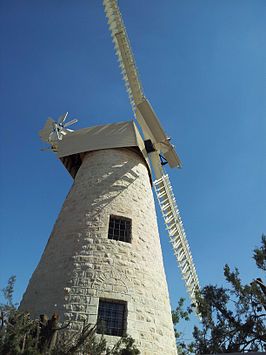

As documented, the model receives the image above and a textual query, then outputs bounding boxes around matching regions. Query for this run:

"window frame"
[108,215,132,244]
[96,298,127,337]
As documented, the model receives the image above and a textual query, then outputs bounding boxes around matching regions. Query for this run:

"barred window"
[97,299,126,336]
[108,215,132,243]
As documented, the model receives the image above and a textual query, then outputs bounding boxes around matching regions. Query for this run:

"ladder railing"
[154,174,200,305]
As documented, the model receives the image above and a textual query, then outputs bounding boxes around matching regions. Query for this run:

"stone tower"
[20,121,177,355]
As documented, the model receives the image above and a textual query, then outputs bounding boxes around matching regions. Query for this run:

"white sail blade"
[39,118,55,142]
[137,99,181,168]
[64,119,78,128]
[103,0,144,114]
[154,174,200,305]
[58,112,68,124]
[103,0,181,164]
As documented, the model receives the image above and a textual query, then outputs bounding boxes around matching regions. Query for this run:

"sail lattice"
[103,0,144,114]
[154,174,200,305]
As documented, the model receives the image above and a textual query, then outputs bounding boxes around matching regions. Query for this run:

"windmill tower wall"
[20,148,177,355]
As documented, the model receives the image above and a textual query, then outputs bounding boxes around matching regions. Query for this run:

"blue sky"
[0,0,265,335]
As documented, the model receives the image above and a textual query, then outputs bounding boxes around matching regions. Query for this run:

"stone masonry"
[20,148,177,354]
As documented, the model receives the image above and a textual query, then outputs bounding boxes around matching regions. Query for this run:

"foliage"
[172,298,194,355]
[0,276,139,355]
[107,336,140,355]
[253,234,266,271]
[1,275,16,309]
[172,235,266,354]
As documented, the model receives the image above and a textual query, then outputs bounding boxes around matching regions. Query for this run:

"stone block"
[20,148,177,355]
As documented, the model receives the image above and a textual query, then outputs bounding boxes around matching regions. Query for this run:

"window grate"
[97,299,126,336]
[108,215,132,243]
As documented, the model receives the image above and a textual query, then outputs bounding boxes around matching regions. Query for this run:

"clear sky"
[0,0,265,336]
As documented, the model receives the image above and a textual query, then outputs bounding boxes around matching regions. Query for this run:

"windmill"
[103,0,200,304]
[20,1,199,353]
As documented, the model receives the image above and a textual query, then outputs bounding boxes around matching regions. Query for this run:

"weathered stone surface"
[20,148,177,354]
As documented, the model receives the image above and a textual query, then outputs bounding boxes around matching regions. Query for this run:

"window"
[108,215,132,243]
[97,299,127,336]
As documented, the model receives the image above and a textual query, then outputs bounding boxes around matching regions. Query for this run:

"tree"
[172,235,266,354]
[253,234,266,271]
[0,277,140,355]
[172,298,194,355]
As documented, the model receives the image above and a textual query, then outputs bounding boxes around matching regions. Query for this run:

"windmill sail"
[154,175,199,304]
[103,0,143,112]
[103,0,200,307]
